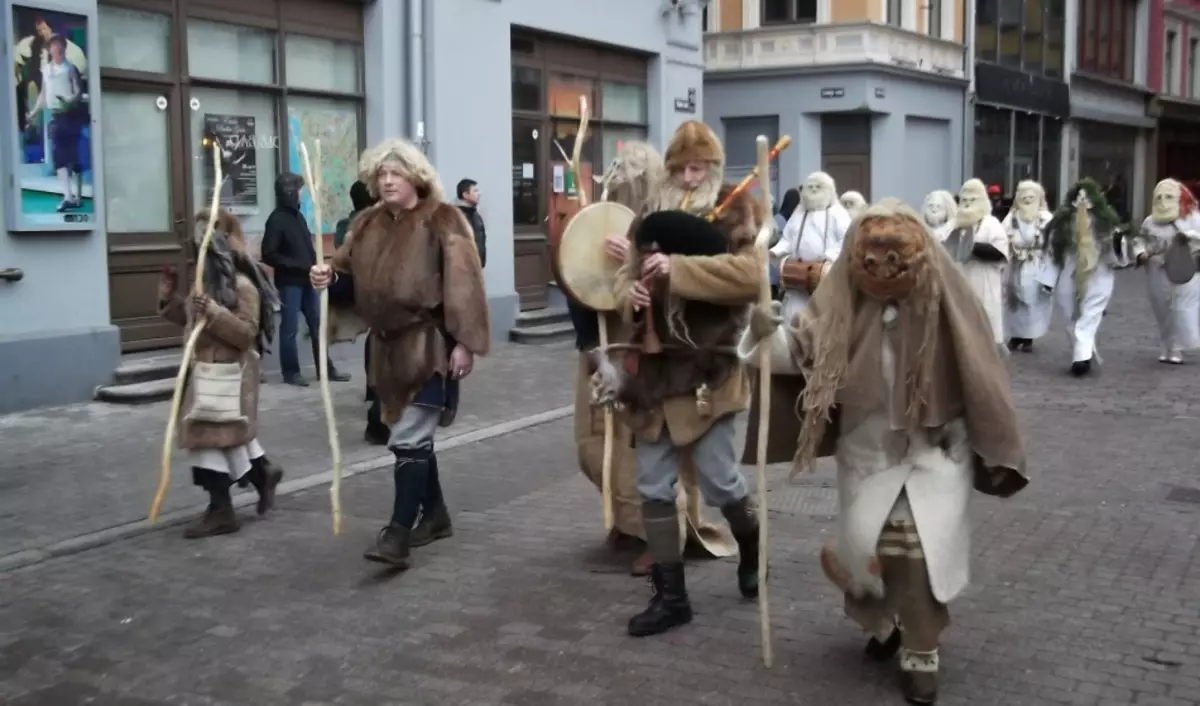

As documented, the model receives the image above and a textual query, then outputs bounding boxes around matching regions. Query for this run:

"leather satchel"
[779,259,824,293]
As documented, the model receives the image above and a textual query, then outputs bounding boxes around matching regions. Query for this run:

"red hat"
[987,184,1001,195]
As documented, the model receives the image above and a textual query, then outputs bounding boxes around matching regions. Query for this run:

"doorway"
[820,113,872,199]
[512,116,549,309]
[101,79,190,351]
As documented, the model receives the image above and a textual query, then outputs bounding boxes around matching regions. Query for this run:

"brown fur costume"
[329,138,490,425]
[613,120,765,445]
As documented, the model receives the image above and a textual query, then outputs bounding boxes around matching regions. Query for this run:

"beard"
[955,199,987,227]
[1015,201,1039,222]
[648,169,723,213]
[923,211,947,227]
[801,189,832,211]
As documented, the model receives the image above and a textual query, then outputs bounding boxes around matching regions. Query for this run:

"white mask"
[956,181,989,226]
[800,173,834,211]
[1014,182,1042,221]
[923,197,947,226]
[1152,180,1182,223]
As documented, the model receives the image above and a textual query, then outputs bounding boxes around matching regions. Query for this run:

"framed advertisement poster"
[4,1,97,231]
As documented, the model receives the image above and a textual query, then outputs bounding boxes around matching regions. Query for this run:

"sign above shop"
[674,88,696,113]
[820,87,845,98]
[975,62,1070,118]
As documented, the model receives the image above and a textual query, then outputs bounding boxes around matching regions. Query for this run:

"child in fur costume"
[310,138,490,569]
[605,119,765,638]
[739,199,1028,705]
[566,140,735,575]
[157,209,285,539]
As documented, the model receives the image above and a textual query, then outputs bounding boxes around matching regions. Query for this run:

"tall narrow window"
[927,0,942,37]
[888,0,903,27]
[1167,30,1178,95]
[1190,38,1198,97]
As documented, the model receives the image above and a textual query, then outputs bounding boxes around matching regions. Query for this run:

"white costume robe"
[1047,235,1118,365]
[772,204,851,321]
[737,308,974,605]
[951,215,1009,345]
[1131,214,1200,352]
[1001,211,1055,340]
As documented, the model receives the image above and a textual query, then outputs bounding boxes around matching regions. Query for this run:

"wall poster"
[202,113,259,215]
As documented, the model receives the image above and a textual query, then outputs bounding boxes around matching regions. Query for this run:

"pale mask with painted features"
[1152,180,1182,223]
[1014,183,1042,222]
[800,174,834,211]
[923,195,948,227]
[956,183,988,226]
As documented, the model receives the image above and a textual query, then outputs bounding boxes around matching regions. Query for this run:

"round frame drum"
[555,201,635,312]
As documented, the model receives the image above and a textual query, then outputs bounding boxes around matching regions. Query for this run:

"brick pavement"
[0,340,576,561]
[4,271,1200,704]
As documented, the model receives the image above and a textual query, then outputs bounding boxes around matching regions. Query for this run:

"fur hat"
[664,120,725,173]
[358,138,444,202]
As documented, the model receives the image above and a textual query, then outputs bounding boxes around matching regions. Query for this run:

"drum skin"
[555,201,636,312]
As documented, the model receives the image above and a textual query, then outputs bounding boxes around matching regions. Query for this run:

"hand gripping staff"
[569,96,614,532]
[299,140,344,535]
[150,142,223,522]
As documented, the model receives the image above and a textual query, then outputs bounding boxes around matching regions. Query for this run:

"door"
[101,80,189,351]
[822,154,871,201]
[512,116,549,310]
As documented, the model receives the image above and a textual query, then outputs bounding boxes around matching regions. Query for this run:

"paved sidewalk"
[5,273,1200,704]
[0,339,576,562]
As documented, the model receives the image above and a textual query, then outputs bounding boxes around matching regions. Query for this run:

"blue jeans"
[278,284,320,378]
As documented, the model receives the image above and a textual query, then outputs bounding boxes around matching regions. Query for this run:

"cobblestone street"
[4,272,1200,705]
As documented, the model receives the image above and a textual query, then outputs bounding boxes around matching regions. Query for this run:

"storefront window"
[284,35,361,93]
[1041,117,1062,207]
[512,66,541,112]
[548,75,595,117]
[101,91,171,233]
[999,0,1022,67]
[553,121,596,202]
[601,127,649,168]
[1013,111,1040,188]
[601,82,647,124]
[187,88,278,235]
[186,20,275,85]
[512,118,539,227]
[974,105,1011,195]
[98,6,170,74]
[1078,121,1136,221]
[285,96,361,234]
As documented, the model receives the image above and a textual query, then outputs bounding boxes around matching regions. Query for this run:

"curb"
[0,405,572,575]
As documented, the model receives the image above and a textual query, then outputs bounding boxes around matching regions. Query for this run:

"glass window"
[285,96,361,236]
[976,0,999,61]
[601,82,647,124]
[1044,0,1065,77]
[724,116,780,167]
[999,0,1022,67]
[284,35,361,93]
[887,0,903,27]
[553,120,596,202]
[1097,0,1111,74]
[98,6,170,74]
[601,127,649,168]
[1167,30,1178,95]
[1078,121,1135,221]
[927,0,943,38]
[1013,111,1040,190]
[761,0,817,24]
[1023,0,1044,74]
[973,105,1010,196]
[1041,117,1062,207]
[187,88,278,240]
[548,75,594,117]
[512,118,539,226]
[102,91,171,232]
[1190,38,1198,97]
[1080,0,1097,70]
[512,65,541,112]
[187,20,275,85]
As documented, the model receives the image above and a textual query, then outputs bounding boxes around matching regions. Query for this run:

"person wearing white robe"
[1001,180,1055,352]
[840,190,867,221]
[941,179,1009,347]
[1043,179,1121,376]
[1130,179,1200,364]
[922,189,957,242]
[771,171,851,321]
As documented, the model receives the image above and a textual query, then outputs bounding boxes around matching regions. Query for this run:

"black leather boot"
[721,497,762,599]
[184,469,239,539]
[627,562,693,637]
[246,457,284,516]
[363,524,411,568]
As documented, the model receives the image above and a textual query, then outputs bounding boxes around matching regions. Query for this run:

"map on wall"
[286,105,358,235]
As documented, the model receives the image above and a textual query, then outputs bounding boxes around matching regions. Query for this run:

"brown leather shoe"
[363,524,410,568]
[183,501,240,539]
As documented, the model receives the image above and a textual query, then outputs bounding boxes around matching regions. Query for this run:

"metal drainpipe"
[963,0,977,180]
[408,0,426,150]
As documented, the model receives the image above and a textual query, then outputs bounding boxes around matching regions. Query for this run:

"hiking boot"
[248,459,284,515]
[627,562,693,637]
[363,524,410,568]
[183,496,239,539]
[409,505,453,547]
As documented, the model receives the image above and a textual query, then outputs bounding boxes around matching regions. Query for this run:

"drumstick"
[753,134,775,669]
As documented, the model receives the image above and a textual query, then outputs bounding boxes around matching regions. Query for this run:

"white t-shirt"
[41,60,77,110]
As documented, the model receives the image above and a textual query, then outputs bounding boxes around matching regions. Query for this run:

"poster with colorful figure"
[9,2,94,229]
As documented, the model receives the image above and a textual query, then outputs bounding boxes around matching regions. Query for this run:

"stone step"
[508,322,575,345]
[514,306,570,327]
[94,378,176,405]
[112,354,181,386]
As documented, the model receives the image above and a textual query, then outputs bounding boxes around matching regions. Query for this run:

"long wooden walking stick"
[570,97,614,531]
[754,135,775,667]
[299,140,343,535]
[150,142,223,521]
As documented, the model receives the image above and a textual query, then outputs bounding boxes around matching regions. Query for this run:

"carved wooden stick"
[754,134,775,668]
[300,140,344,536]
[150,142,222,522]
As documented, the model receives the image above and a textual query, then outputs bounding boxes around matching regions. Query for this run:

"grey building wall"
[363,0,705,336]
[704,69,965,209]
[0,0,118,413]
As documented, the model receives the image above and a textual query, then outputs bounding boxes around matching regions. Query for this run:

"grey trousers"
[387,404,441,454]
[635,414,748,508]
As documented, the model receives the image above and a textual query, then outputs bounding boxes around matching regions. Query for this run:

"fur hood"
[358,138,443,204]
[664,120,724,173]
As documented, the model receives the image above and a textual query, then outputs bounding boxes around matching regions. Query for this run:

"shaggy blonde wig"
[601,140,664,210]
[922,189,957,227]
[358,138,444,202]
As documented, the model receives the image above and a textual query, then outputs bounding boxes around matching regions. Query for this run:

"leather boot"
[409,504,453,547]
[627,562,693,637]
[184,475,239,539]
[247,457,284,516]
[363,524,411,568]
[721,497,763,599]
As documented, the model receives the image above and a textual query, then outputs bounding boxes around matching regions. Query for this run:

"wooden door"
[512,116,549,310]
[822,154,871,201]
[101,79,189,351]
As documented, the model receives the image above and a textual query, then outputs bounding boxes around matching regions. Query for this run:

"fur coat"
[612,185,764,445]
[329,199,490,425]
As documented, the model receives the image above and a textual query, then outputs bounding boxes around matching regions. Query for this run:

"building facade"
[703,0,969,208]
[1153,0,1200,193]
[0,0,705,413]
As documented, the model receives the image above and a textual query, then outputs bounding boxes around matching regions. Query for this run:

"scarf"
[202,234,280,352]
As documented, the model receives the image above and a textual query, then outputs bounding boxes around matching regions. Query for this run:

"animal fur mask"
[922,190,957,228]
[1013,180,1046,222]
[358,138,443,203]
[600,140,663,209]
[1151,178,1197,224]
[848,200,930,301]
[956,178,990,227]
[800,171,836,211]
[840,191,866,219]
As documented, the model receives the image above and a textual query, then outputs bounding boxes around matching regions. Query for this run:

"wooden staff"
[571,96,614,531]
[299,140,344,535]
[150,142,223,522]
[753,135,775,668]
